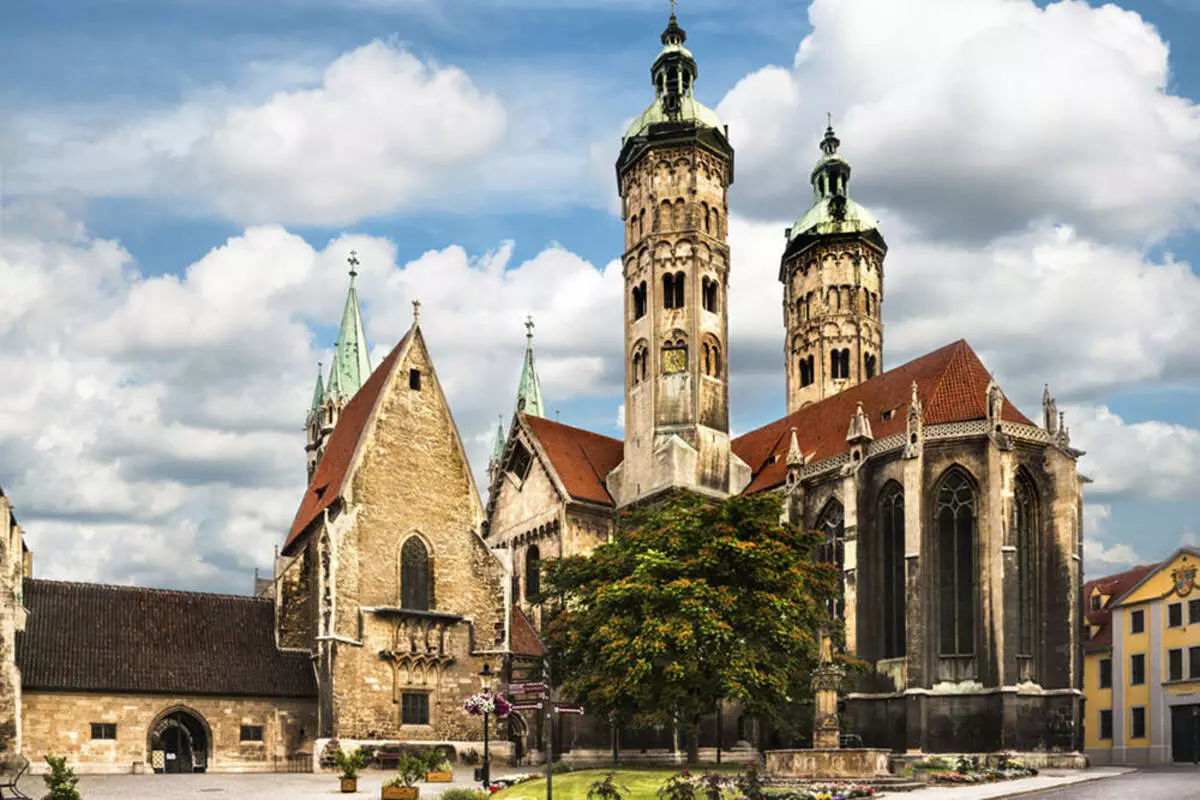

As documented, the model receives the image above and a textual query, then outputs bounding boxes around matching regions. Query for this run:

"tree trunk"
[686,716,700,765]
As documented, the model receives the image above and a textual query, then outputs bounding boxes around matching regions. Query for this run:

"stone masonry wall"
[22,692,315,774]
[330,330,507,745]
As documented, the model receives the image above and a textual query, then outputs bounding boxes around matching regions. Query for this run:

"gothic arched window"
[816,499,845,620]
[1014,472,1039,658]
[401,537,431,611]
[525,545,541,601]
[936,471,976,656]
[879,483,906,658]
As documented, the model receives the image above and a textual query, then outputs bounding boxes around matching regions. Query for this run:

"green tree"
[540,491,840,762]
[42,754,81,800]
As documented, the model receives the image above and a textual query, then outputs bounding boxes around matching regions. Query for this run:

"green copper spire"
[310,362,325,412]
[786,117,884,249]
[490,415,506,464]
[515,316,545,417]
[326,251,372,402]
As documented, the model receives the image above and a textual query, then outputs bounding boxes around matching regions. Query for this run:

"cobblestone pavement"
[1017,765,1200,799]
[16,766,533,799]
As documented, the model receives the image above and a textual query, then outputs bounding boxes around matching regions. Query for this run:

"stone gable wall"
[328,331,507,744]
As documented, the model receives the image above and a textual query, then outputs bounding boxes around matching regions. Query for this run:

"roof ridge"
[25,577,269,603]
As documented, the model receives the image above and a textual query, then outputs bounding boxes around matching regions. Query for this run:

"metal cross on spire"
[347,250,360,278]
[525,315,535,340]
[670,0,677,15]
[412,299,421,324]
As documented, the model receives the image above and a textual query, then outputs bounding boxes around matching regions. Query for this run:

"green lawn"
[491,767,744,800]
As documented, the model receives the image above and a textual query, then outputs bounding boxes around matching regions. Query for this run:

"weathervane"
[347,250,360,278]
[670,0,677,14]
[525,315,535,340]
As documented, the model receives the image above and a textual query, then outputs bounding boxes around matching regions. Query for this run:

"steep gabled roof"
[17,579,316,697]
[511,605,547,658]
[732,340,1034,494]
[1083,563,1158,651]
[284,330,412,555]
[523,415,624,506]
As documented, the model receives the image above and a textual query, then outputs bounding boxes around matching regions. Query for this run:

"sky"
[1,0,1199,595]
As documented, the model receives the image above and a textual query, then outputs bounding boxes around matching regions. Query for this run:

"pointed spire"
[490,415,506,465]
[310,362,325,412]
[515,316,546,418]
[327,251,372,402]
[786,427,804,467]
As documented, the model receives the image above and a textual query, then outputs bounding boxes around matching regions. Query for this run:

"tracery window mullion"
[937,474,976,657]
[1015,479,1037,657]
[880,486,906,659]
[816,501,845,622]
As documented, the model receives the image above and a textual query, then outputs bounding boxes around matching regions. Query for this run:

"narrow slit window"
[409,369,421,391]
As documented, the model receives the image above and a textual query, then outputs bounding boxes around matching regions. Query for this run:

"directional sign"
[507,681,548,696]
[510,702,542,712]
[554,704,584,716]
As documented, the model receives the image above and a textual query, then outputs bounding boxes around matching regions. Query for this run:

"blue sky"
[1,0,1199,592]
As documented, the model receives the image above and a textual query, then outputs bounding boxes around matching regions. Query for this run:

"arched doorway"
[508,711,529,766]
[149,707,210,774]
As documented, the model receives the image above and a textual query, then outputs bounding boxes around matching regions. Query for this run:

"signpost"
[503,658,585,800]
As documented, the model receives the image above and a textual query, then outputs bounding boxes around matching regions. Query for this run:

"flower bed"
[764,785,877,800]
[917,755,1037,786]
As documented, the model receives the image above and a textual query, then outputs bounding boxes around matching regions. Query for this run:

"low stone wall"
[22,691,315,774]
[765,749,891,780]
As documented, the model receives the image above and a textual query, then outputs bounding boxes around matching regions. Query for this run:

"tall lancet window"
[879,483,906,658]
[1013,472,1039,659]
[936,471,976,656]
[525,545,541,601]
[401,537,431,611]
[816,500,845,621]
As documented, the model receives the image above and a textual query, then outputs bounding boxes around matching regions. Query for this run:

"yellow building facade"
[1083,547,1200,764]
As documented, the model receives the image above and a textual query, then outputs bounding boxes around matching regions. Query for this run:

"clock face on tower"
[663,347,688,374]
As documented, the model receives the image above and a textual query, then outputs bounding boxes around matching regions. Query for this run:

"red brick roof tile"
[732,340,1035,494]
[511,605,547,658]
[1082,563,1157,651]
[283,331,411,555]
[523,415,624,507]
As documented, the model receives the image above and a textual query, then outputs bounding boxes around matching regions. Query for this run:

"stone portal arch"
[148,705,211,774]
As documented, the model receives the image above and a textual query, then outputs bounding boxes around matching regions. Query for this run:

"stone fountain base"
[765,748,892,780]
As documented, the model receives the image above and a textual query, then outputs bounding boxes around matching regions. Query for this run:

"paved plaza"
[15,764,1200,799]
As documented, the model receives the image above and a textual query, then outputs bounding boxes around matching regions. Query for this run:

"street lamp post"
[479,664,493,788]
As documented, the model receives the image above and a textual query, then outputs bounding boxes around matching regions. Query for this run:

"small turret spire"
[327,252,372,403]
[515,316,546,418]
[310,362,325,413]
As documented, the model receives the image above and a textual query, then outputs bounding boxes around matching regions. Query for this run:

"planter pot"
[382,787,419,800]
[341,778,359,793]
[425,771,453,783]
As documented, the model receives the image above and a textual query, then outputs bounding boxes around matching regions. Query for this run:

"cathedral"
[0,8,1083,775]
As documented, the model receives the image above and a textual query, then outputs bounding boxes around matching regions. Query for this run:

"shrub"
[550,761,575,775]
[460,748,481,766]
[42,754,81,800]
[418,747,451,773]
[587,773,630,800]
[735,763,766,800]
[698,772,726,800]
[334,746,368,781]
[443,790,486,800]
[656,770,696,800]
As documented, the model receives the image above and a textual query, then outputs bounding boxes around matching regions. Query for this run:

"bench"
[0,753,31,800]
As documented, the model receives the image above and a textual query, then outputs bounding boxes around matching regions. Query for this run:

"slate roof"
[284,331,411,555]
[523,415,624,506]
[732,340,1034,494]
[511,605,547,659]
[17,579,316,697]
[1082,564,1157,651]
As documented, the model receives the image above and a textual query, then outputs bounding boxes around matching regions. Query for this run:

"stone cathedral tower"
[605,10,750,506]
[781,123,887,413]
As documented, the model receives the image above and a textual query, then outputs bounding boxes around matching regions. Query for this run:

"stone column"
[813,631,843,750]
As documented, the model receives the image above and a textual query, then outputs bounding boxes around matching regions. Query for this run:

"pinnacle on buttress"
[786,427,804,467]
[846,401,874,444]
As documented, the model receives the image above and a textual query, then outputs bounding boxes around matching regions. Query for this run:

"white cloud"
[0,201,623,591]
[9,42,509,226]
[1083,504,1145,574]
[1069,405,1200,502]
[717,0,1200,243]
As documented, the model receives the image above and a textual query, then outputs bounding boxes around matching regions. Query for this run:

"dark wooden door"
[1171,704,1199,763]
[162,724,193,774]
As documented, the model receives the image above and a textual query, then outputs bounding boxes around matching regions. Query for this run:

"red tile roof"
[1083,563,1157,651]
[283,331,411,555]
[523,415,624,506]
[18,579,316,697]
[732,340,1035,494]
[511,605,547,658]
